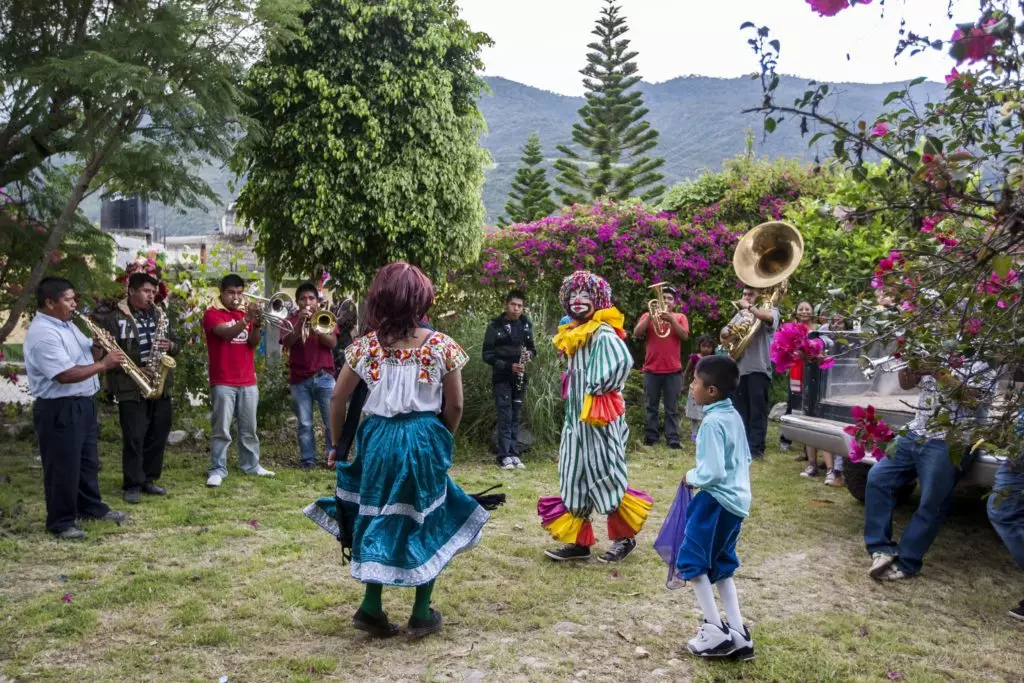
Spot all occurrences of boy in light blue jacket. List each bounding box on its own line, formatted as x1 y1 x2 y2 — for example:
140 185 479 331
680 354 754 660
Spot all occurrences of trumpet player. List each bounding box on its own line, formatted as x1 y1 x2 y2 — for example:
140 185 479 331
25 277 128 539
482 289 536 470
281 282 339 470
632 285 689 449
726 285 780 460
93 272 178 504
202 274 274 487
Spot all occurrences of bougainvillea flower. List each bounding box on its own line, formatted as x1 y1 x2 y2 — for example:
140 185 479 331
951 21 997 64
871 122 890 137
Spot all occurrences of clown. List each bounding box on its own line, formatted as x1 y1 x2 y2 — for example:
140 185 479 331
538 271 653 562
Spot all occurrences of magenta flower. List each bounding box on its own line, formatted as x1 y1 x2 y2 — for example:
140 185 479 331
845 405 894 463
945 67 960 84
770 322 834 373
62 592 73 603
806 0 849 16
951 21 997 64
964 318 982 336
871 122 890 137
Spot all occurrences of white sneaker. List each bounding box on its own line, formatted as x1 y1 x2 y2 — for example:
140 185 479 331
252 466 275 477
869 552 897 579
686 621 733 657
512 456 526 470
206 474 223 488
499 457 516 470
724 623 755 661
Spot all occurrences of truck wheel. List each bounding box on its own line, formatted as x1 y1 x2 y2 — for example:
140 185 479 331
844 461 871 502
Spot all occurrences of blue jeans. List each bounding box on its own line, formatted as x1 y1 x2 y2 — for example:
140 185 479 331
290 371 335 465
864 437 969 575
209 385 261 477
988 461 1024 570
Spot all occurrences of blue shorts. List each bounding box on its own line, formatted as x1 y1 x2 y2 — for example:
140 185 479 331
676 490 743 583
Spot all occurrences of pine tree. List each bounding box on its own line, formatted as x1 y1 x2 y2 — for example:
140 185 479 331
554 0 665 205
498 133 557 226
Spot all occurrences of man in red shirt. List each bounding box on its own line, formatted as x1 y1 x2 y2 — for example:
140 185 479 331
633 286 690 449
280 282 339 470
202 274 275 487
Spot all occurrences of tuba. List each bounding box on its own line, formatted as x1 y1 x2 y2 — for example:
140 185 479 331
647 282 672 338
720 221 804 360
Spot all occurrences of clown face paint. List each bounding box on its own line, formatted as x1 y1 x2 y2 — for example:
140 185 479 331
568 289 595 321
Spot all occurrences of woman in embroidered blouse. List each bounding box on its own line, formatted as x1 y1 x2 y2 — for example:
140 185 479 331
303 262 487 639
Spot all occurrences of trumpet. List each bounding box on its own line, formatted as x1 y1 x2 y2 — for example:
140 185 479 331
857 355 909 381
244 292 296 334
647 282 672 338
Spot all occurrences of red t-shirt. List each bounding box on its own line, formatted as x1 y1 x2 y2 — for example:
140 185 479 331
639 312 689 374
283 313 338 384
203 307 257 386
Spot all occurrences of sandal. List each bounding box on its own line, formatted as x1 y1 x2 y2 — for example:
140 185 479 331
408 608 443 639
800 464 820 478
353 608 401 638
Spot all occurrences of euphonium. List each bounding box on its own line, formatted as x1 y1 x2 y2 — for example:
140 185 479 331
245 292 296 334
720 221 804 360
73 311 159 398
647 282 672 338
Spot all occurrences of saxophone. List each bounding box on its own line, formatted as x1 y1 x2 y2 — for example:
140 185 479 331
73 311 158 398
147 308 176 399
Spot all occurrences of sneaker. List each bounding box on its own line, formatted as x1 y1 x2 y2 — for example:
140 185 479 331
498 457 516 470
101 510 127 525
686 621 734 658
779 442 792 452
1009 599 1024 621
206 473 223 488
253 466 275 477
800 464 820 478
824 470 845 488
512 456 526 470
597 537 637 563
141 483 166 496
544 543 591 561
869 552 897 579
407 608 443 639
123 487 141 504
668 441 682 450
56 527 86 540
724 623 756 661
878 564 912 581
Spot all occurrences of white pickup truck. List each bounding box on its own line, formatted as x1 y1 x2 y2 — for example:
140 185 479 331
778 332 1004 502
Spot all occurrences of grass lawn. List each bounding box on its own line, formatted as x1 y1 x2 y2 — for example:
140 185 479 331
1 427 1021 683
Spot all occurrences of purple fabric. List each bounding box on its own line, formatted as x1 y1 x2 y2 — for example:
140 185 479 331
652 482 692 589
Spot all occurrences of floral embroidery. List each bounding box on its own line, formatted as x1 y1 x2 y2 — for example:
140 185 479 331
351 332 467 386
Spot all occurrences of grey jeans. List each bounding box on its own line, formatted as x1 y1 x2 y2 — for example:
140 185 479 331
209 384 261 477
644 371 683 444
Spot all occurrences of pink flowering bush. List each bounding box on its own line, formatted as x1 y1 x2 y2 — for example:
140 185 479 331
769 322 835 373
843 405 896 463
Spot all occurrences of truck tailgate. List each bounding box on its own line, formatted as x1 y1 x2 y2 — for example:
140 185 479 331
780 414 851 455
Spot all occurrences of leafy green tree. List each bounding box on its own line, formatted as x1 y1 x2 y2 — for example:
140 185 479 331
0 0 301 343
554 0 665 205
497 133 557 227
232 0 491 289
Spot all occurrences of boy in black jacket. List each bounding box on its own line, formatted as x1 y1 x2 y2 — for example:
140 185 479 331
482 290 536 469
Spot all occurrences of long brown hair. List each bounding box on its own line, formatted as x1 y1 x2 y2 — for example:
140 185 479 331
362 262 435 346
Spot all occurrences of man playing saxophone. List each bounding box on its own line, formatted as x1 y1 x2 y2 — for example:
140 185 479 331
93 272 179 504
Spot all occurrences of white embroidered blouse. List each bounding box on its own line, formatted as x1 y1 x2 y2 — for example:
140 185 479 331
345 331 469 418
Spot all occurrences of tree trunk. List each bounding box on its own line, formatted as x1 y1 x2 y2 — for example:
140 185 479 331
0 154 107 343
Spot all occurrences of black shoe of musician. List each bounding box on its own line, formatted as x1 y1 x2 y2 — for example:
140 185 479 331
123 487 141 504
544 543 591 561
142 483 166 496
668 441 683 450
101 510 128 525
644 438 658 446
598 537 637 563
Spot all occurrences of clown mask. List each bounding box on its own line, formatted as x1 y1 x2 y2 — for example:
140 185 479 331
568 289 595 321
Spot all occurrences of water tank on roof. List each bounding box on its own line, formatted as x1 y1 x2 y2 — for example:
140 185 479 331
100 194 149 232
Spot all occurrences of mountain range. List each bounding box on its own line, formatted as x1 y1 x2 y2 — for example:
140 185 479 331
83 74 946 235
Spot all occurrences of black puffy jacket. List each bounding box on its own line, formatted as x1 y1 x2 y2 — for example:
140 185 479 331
482 314 537 383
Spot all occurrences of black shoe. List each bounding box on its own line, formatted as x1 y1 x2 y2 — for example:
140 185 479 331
408 608 443 638
668 441 682 450
123 487 141 504
644 438 658 446
55 527 86 540
352 608 400 638
300 461 315 471
598 537 637 563
1010 599 1024 622
544 543 591 561
751 451 765 460
101 510 127 525
142 482 166 496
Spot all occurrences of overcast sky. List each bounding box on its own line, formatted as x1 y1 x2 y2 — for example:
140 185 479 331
456 0 976 96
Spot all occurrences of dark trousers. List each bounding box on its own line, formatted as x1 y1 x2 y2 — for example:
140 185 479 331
735 372 771 455
33 397 110 533
644 371 683 443
779 387 802 447
118 397 172 489
494 379 523 460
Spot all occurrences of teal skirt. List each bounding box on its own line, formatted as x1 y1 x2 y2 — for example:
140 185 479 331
304 412 488 586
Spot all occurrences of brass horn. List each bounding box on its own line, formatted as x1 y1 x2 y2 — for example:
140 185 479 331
721 221 804 360
647 282 672 338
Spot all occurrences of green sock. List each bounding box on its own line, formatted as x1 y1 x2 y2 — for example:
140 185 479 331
412 580 435 621
360 583 383 617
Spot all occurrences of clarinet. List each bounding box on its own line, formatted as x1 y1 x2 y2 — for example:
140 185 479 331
513 345 528 403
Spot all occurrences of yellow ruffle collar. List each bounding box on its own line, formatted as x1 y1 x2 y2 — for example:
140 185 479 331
552 307 626 357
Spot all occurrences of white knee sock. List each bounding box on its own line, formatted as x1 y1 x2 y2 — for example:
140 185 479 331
715 577 744 632
690 574 723 627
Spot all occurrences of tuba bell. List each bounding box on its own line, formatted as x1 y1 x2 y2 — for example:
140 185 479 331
720 221 804 360
647 282 672 338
